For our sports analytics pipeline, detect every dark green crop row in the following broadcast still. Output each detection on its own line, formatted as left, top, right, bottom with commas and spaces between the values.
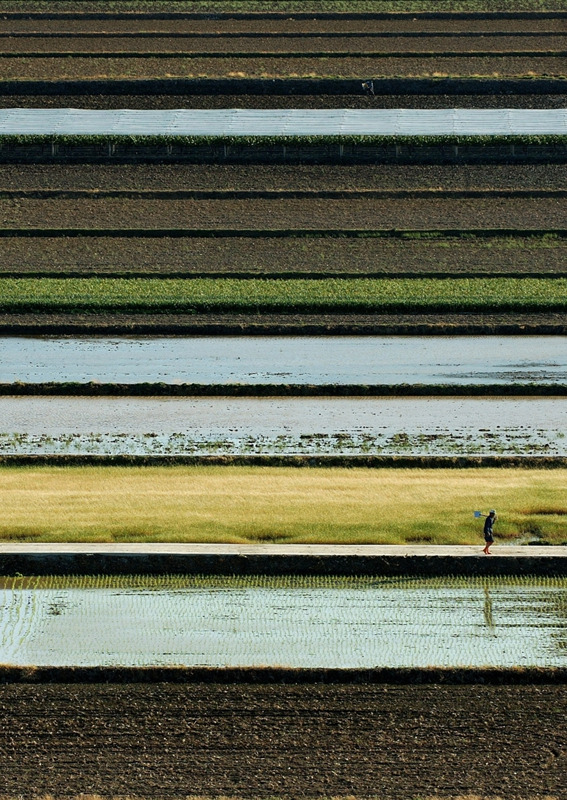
0, 277, 565, 313
1, 134, 566, 147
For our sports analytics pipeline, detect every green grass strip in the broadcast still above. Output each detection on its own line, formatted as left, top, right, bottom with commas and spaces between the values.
0, 277, 566, 313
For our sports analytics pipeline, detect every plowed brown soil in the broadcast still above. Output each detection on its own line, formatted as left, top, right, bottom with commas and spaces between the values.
0, 55, 563, 79
1, 35, 565, 54
0, 164, 563, 191
0, 166, 564, 277
2, 235, 564, 277
1, 195, 564, 230
2, 17, 565, 35
0, 682, 566, 799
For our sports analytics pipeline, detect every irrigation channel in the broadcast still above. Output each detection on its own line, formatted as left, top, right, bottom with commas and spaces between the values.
2, 335, 567, 386
1, 576, 567, 669
0, 396, 565, 456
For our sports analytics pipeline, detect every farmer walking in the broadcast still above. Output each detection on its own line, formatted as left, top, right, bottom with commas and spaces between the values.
482, 510, 497, 554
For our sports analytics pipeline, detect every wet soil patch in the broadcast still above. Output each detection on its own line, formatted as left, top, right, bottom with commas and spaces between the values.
0, 682, 565, 799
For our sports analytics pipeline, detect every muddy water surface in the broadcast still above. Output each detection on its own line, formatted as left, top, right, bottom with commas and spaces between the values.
2, 336, 566, 385
1, 576, 566, 668
0, 396, 565, 455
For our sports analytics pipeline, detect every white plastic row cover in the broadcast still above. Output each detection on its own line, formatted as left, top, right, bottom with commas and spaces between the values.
0, 108, 565, 136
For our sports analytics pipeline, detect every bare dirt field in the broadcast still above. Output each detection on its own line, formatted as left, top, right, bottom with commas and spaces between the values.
0, 164, 563, 192
0, 681, 565, 799
2, 235, 564, 277
1, 195, 564, 230
0, 55, 563, 80
0, 164, 563, 277
2, 17, 566, 35
1, 12, 562, 81
1, 35, 565, 55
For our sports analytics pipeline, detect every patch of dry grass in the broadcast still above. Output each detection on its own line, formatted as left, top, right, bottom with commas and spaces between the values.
0, 465, 566, 545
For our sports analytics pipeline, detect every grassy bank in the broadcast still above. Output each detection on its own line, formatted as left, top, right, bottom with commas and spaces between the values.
0, 277, 565, 313
0, 465, 565, 545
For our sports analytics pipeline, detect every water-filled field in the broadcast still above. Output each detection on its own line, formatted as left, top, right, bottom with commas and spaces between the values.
0, 395, 564, 456
2, 335, 567, 386
1, 575, 566, 668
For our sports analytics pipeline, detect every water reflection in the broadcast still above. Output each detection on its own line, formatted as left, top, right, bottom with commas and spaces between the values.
1, 336, 567, 385
0, 397, 565, 457
483, 585, 495, 632
1, 576, 567, 668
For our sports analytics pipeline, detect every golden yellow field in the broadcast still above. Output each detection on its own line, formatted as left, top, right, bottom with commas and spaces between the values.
1, 465, 565, 545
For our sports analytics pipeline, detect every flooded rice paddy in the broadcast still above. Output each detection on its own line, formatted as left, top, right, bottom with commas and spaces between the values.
1, 576, 567, 668
2, 335, 567, 386
3, 336, 564, 457
0, 396, 565, 456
